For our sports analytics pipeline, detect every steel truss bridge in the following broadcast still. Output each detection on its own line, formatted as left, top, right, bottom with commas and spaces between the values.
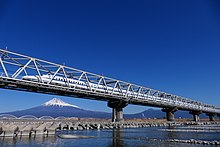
0, 49, 220, 122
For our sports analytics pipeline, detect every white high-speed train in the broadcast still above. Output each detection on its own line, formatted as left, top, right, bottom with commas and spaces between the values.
22, 74, 125, 94
22, 74, 160, 100
22, 74, 216, 111
22, 74, 154, 101
22, 74, 187, 106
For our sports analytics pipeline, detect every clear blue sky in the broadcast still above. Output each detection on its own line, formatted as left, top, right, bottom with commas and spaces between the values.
0, 0, 220, 114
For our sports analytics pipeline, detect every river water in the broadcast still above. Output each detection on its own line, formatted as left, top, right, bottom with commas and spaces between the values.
0, 124, 219, 147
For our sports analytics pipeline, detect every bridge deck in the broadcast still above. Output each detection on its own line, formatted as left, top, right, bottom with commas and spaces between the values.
0, 49, 219, 115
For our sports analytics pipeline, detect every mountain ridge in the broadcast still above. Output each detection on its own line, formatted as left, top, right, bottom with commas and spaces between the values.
0, 98, 207, 119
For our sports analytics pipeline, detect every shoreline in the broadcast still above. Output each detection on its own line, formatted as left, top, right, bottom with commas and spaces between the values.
0, 118, 220, 137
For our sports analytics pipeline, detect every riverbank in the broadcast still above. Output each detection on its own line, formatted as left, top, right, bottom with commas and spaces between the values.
0, 118, 220, 137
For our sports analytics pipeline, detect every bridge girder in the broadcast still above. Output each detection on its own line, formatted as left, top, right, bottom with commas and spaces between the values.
0, 49, 220, 115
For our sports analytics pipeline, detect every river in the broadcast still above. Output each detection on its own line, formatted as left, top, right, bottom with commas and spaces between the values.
0, 124, 219, 147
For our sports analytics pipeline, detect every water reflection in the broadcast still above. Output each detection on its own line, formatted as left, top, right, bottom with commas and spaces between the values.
0, 135, 57, 146
166, 126, 178, 139
0, 125, 219, 147
110, 128, 124, 147
0, 129, 125, 147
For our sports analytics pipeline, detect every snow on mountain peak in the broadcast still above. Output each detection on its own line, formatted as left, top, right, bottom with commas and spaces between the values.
43, 98, 80, 108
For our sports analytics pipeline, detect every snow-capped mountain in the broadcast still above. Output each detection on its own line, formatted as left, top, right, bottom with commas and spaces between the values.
0, 98, 207, 119
43, 98, 80, 108
0, 98, 111, 118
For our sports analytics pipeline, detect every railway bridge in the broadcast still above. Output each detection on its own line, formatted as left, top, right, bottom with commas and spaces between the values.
0, 49, 220, 122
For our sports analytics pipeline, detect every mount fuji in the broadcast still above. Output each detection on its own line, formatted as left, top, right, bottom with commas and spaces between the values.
0, 98, 204, 119
43, 98, 80, 108
1, 98, 111, 118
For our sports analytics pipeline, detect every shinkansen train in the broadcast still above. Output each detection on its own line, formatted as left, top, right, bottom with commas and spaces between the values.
23, 74, 120, 91
22, 74, 215, 111
22, 74, 165, 101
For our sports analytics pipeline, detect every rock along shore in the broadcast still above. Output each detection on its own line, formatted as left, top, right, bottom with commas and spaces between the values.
0, 118, 219, 138
166, 139, 220, 145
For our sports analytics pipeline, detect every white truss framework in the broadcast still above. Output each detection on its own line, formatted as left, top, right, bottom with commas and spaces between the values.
0, 49, 219, 114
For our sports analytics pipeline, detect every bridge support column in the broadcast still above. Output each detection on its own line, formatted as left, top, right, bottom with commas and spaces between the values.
189, 111, 202, 122
162, 108, 177, 122
206, 113, 216, 121
108, 101, 128, 122
166, 111, 174, 122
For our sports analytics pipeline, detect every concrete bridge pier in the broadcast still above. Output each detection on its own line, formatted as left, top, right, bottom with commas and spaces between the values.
162, 107, 177, 121
108, 101, 128, 122
206, 113, 216, 121
189, 111, 202, 122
